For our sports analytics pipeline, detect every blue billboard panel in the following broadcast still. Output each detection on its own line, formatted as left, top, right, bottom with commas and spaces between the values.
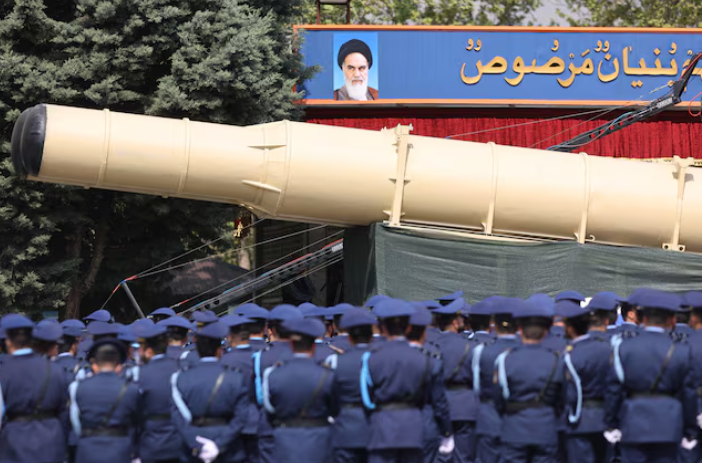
298, 26, 702, 106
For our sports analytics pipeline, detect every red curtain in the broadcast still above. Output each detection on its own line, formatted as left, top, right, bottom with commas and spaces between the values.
306, 110, 702, 159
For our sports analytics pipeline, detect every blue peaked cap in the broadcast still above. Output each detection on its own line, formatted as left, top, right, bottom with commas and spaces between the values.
365, 294, 391, 308
270, 305, 303, 321
469, 301, 493, 316
86, 321, 122, 336
235, 303, 269, 320
150, 307, 176, 318
339, 307, 377, 329
409, 302, 433, 326
555, 291, 585, 303
219, 315, 255, 328
513, 300, 554, 319
433, 298, 466, 315
282, 318, 326, 338
637, 289, 682, 312
683, 291, 702, 309
84, 309, 112, 323
587, 292, 619, 311
191, 310, 218, 324
32, 320, 63, 342
157, 315, 192, 330
436, 290, 464, 304
555, 300, 590, 318
61, 319, 86, 330
197, 321, 229, 339
372, 299, 416, 318
1, 314, 34, 330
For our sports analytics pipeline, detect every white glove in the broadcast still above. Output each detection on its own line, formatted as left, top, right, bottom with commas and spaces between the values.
603, 429, 622, 444
682, 438, 698, 450
697, 413, 702, 429
196, 436, 220, 463
131, 459, 141, 463
439, 435, 455, 454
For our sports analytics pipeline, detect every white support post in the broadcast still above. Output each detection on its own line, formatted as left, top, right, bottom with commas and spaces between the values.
388, 124, 413, 227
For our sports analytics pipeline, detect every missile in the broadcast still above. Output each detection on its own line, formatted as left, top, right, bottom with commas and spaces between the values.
11, 103, 702, 253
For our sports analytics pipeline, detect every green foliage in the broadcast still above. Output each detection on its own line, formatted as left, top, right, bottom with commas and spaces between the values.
558, 0, 702, 27
297, 0, 542, 26
0, 0, 310, 318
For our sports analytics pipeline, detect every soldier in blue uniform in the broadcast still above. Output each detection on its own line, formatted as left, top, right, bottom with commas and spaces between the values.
252, 305, 303, 463
234, 304, 269, 352
170, 321, 249, 463
468, 300, 495, 343
671, 306, 694, 343
32, 320, 63, 358
432, 298, 478, 463
616, 290, 644, 340
0, 314, 68, 463
472, 297, 522, 463
604, 289, 697, 463
556, 300, 611, 463
313, 304, 351, 364
69, 337, 140, 463
361, 298, 451, 463
494, 300, 565, 463
407, 303, 453, 463
55, 321, 85, 463
262, 317, 339, 463
528, 294, 565, 354
158, 316, 200, 369
133, 323, 182, 463
684, 291, 702, 463
220, 315, 259, 463
328, 307, 377, 463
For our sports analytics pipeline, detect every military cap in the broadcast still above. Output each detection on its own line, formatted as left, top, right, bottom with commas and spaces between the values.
491, 297, 519, 315
555, 300, 590, 319
365, 294, 391, 308
432, 298, 465, 315
1, 314, 34, 330
84, 309, 112, 323
627, 288, 649, 307
86, 321, 122, 336
118, 325, 138, 343
513, 300, 554, 319
555, 291, 585, 303
682, 291, 702, 309
157, 315, 192, 330
131, 319, 157, 339
62, 326, 83, 338
328, 303, 355, 317
436, 290, 464, 305
527, 293, 556, 310
61, 319, 86, 330
32, 320, 63, 342
587, 292, 620, 311
150, 307, 176, 318
137, 323, 167, 340
297, 302, 318, 315
191, 310, 218, 324
220, 315, 255, 328
87, 337, 127, 364
197, 321, 229, 339
637, 289, 681, 312
235, 303, 269, 320
270, 305, 303, 321
339, 307, 377, 330
282, 318, 326, 339
409, 303, 433, 326
373, 299, 416, 319
468, 300, 493, 316
421, 300, 441, 310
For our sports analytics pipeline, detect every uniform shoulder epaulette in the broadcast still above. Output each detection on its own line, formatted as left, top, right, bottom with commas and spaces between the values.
566, 345, 574, 353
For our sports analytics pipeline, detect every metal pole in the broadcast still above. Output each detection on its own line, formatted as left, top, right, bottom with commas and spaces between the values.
316, 0, 321, 24
121, 281, 146, 319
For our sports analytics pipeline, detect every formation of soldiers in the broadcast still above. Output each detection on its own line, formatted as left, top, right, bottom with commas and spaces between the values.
0, 288, 701, 463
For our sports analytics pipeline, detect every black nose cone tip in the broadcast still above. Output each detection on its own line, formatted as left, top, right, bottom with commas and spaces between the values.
11, 104, 47, 178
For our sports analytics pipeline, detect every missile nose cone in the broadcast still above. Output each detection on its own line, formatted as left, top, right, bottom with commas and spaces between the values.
11, 104, 47, 177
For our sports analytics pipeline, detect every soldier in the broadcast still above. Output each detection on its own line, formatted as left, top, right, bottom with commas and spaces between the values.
329, 303, 355, 353
616, 290, 643, 340
170, 320, 249, 463
220, 315, 259, 463
472, 297, 522, 463
671, 306, 694, 344
252, 305, 303, 463
313, 304, 350, 364
32, 319, 63, 358
158, 316, 193, 361
262, 317, 339, 463
233, 304, 270, 352
467, 299, 495, 343
556, 300, 611, 463
134, 323, 181, 463
407, 303, 453, 463
69, 337, 139, 463
55, 321, 85, 463
585, 292, 619, 342
494, 300, 565, 463
528, 294, 565, 354
0, 314, 68, 463
604, 289, 697, 463
328, 307, 377, 463
432, 298, 479, 463
685, 291, 702, 463
360, 298, 451, 463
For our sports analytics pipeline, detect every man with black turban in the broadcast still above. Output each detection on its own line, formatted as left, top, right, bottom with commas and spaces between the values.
334, 39, 379, 101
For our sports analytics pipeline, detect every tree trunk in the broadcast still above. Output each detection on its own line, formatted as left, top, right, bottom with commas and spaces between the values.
63, 223, 86, 320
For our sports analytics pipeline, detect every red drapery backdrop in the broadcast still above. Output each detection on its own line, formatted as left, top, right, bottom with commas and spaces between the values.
306, 108, 702, 159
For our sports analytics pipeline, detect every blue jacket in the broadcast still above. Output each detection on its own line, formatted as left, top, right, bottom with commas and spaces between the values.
329, 344, 372, 449
605, 327, 696, 443
134, 354, 181, 461
562, 334, 611, 435
0, 351, 68, 463
472, 334, 521, 438
264, 355, 338, 463
433, 331, 479, 421
494, 343, 565, 446
170, 358, 249, 462
69, 371, 139, 463
361, 338, 432, 450
252, 341, 294, 438
221, 345, 259, 436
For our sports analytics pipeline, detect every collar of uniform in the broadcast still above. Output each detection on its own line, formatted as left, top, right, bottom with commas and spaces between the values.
200, 357, 218, 362
498, 334, 517, 339
409, 341, 422, 348
12, 348, 33, 356
58, 352, 74, 358
622, 322, 637, 326
388, 336, 407, 341
151, 354, 166, 361
644, 326, 666, 333
355, 343, 369, 348
236, 344, 250, 349
675, 323, 689, 328
294, 353, 311, 358
314, 339, 323, 344
250, 336, 263, 341
474, 330, 490, 335
606, 325, 617, 330
571, 334, 590, 344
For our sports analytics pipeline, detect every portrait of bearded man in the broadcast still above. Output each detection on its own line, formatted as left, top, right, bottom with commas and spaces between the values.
334, 39, 379, 101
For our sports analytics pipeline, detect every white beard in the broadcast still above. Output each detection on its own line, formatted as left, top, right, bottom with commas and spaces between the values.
345, 79, 368, 101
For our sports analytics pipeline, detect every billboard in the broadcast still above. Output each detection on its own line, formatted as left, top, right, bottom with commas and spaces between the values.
297, 26, 702, 106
